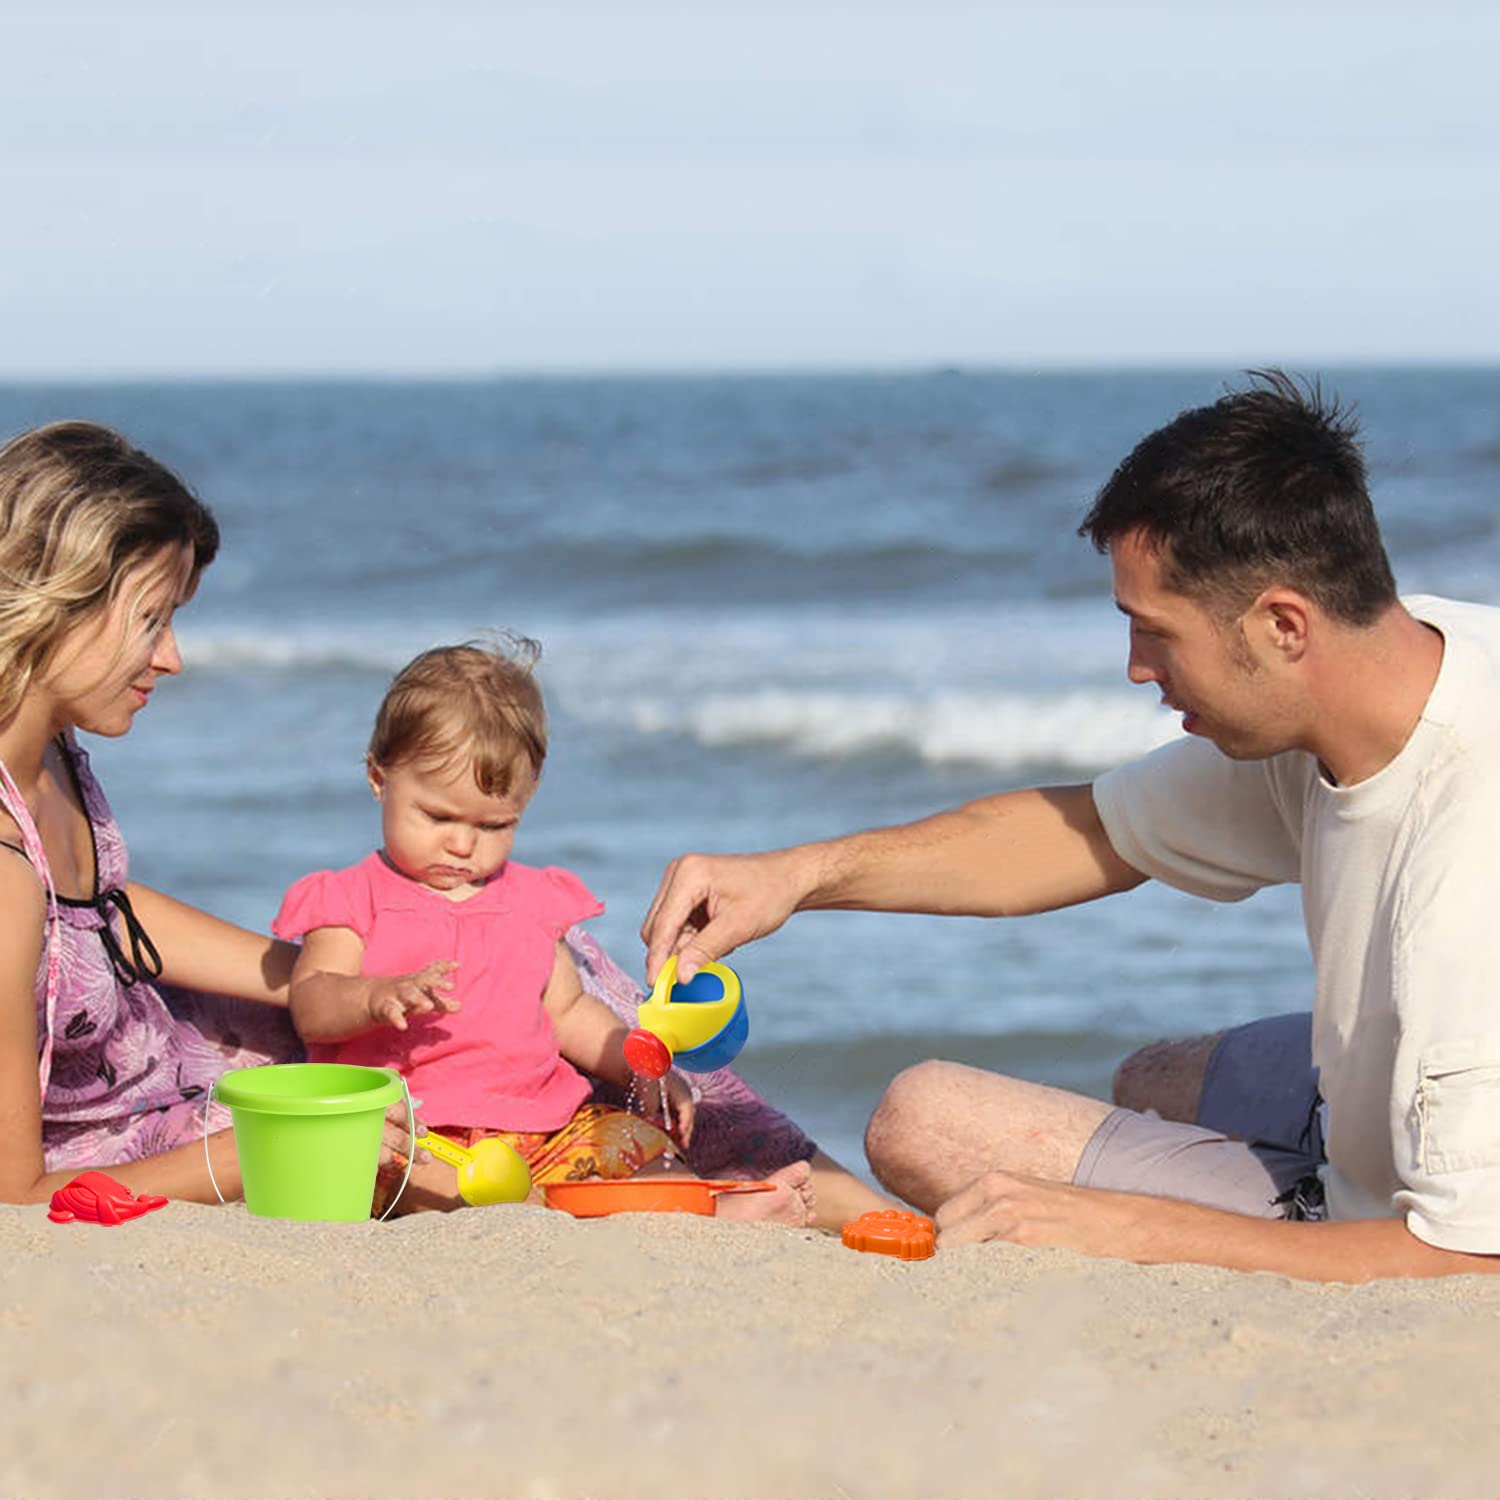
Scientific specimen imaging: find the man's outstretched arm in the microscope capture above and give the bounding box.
[934,1172,1500,1283]
[642,784,1145,981]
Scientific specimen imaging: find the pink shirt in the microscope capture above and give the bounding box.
[274,853,604,1132]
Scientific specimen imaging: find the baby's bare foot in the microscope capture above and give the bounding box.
[714,1160,815,1228]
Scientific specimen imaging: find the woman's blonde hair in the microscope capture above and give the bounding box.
[0,421,220,723]
[368,637,548,796]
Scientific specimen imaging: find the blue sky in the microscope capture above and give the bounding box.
[3,1,1498,376]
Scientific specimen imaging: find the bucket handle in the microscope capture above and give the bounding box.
[202,1072,417,1222]
[378,1076,417,1222]
[204,1075,227,1206]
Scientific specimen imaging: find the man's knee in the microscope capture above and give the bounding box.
[1111,1031,1225,1123]
[865,1059,964,1179]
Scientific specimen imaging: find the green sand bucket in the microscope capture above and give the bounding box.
[207,1063,409,1222]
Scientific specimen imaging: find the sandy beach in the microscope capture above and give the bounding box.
[4,1198,1499,1500]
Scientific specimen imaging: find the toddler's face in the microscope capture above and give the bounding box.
[369,754,536,896]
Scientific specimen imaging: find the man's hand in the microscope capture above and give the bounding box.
[368,961,460,1031]
[934,1169,1143,1255]
[640,849,813,983]
[933,1168,1500,1283]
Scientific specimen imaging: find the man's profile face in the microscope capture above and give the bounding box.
[1110,529,1291,760]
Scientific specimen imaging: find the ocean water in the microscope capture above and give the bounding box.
[4,369,1499,1172]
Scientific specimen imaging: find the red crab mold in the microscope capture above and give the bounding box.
[47,1171,169,1226]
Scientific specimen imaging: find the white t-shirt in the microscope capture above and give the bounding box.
[1093,596,1500,1253]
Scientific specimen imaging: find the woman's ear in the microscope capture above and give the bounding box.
[366,757,386,801]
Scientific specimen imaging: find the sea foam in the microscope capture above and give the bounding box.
[631,687,1180,772]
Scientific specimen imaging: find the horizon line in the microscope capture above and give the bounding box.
[4,356,1499,386]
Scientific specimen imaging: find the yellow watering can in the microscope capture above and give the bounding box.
[622,954,749,1080]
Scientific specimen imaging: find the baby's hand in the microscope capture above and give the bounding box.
[666,1072,696,1147]
[638,1071,695,1148]
[369,961,460,1031]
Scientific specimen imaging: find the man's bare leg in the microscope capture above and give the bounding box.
[1110,1030,1226,1123]
[863,1061,1114,1214]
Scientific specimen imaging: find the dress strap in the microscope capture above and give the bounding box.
[88,886,164,986]
[0,756,61,1097]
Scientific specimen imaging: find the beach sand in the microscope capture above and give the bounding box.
[4,1198,1498,1499]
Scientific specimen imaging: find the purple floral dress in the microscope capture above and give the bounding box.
[7,735,299,1172]
[9,735,815,1180]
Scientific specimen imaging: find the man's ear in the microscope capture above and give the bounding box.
[1252,588,1313,663]
[366,757,386,801]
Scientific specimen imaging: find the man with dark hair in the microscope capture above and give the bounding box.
[640,372,1500,1281]
[1080,369,1395,626]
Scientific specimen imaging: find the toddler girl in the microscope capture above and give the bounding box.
[273,639,813,1220]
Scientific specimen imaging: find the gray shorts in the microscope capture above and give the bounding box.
[1074,1012,1327,1221]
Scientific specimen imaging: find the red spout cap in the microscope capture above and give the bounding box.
[623,1027,673,1080]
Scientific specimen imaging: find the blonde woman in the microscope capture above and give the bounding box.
[0,421,412,1206]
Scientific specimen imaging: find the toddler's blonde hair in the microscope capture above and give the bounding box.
[368,637,547,796]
